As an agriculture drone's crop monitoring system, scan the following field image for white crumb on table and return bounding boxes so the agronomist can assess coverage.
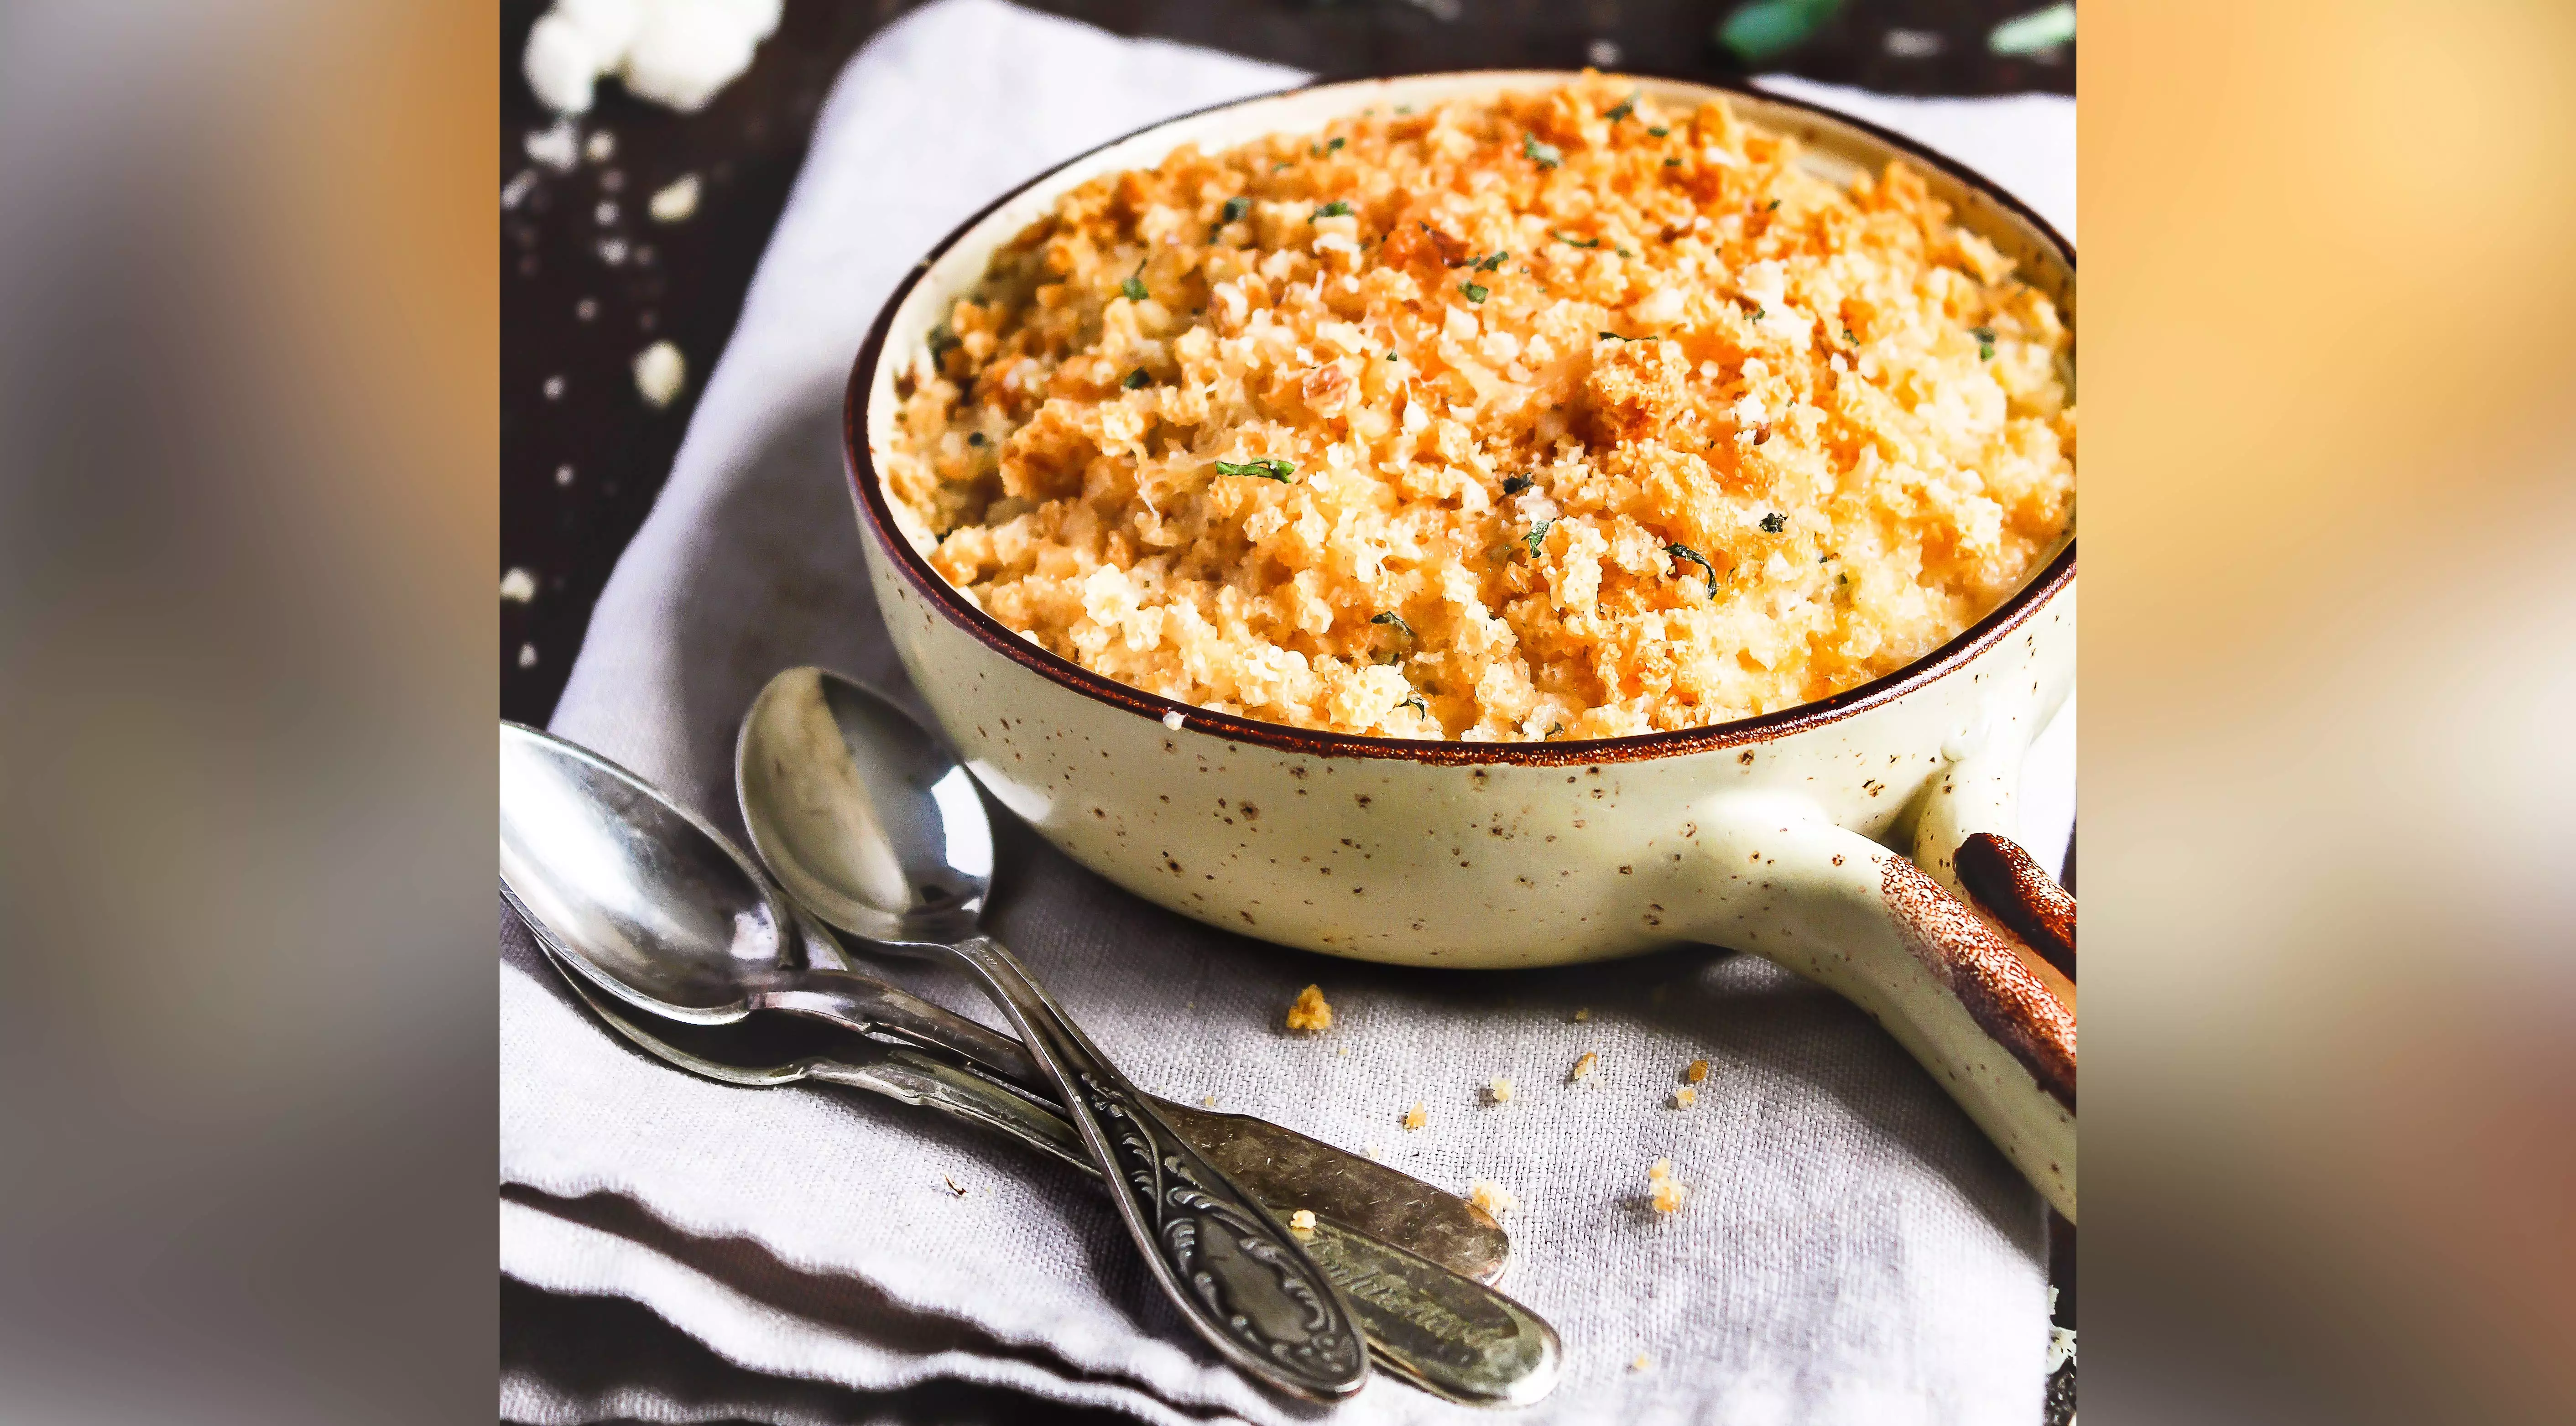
[1162,710,1185,730]
[632,341,685,406]
[500,568,538,603]
[649,173,702,223]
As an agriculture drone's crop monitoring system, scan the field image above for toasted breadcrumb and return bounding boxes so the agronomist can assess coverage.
[1671,1087,1697,1109]
[1572,1007,1591,1023]
[1402,1100,1428,1130]
[1485,1076,1515,1104]
[888,81,2075,741]
[1685,1057,1710,1083]
[1288,1208,1317,1236]
[1285,983,1334,1032]
[1467,1179,1518,1218]
[1631,1353,1653,1372]
[1648,1157,1688,1213]
[1201,1094,1218,1108]
[1569,1051,1599,1083]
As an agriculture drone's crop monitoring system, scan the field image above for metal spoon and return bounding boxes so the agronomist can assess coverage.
[735,669,1371,1401]
[528,946,1562,1408]
[494,721,1505,1282]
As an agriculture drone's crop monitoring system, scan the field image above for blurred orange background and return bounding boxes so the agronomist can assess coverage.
[2085,0,2576,1420]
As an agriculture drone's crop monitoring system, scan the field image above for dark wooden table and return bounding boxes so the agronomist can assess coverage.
[499,3,2075,1419]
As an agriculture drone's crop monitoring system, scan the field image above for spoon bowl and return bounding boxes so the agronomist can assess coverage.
[499,722,791,1022]
[735,670,989,948]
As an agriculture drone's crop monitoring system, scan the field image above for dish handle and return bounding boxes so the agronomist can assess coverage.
[1690,793,2077,1220]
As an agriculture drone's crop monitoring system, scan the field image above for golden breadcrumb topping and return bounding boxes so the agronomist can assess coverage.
[886,79,2074,739]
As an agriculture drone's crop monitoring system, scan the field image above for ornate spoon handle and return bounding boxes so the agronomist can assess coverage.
[944,933,1370,1402]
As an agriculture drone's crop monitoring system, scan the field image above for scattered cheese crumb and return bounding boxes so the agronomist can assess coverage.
[1484,1076,1515,1105]
[1284,984,1333,1033]
[649,173,702,223]
[1201,1093,1217,1108]
[584,129,616,163]
[1631,1353,1653,1372]
[522,17,600,114]
[524,0,779,115]
[517,643,540,669]
[500,567,539,603]
[1685,1058,1710,1083]
[1402,1101,1427,1131]
[1569,1051,1599,1083]
[1287,1208,1317,1236]
[1466,1179,1518,1218]
[1162,710,1186,731]
[632,340,686,406]
[1365,1143,1384,1161]
[1671,1087,1697,1109]
[1648,1157,1688,1213]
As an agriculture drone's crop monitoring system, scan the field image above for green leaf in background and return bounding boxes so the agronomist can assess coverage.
[1717,0,1844,64]
[1990,3,2077,56]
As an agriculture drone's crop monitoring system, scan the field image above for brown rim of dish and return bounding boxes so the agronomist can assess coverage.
[842,74,2076,768]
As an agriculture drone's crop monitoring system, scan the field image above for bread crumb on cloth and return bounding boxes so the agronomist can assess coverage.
[1648,1156,1688,1213]
[1685,1057,1710,1083]
[1284,983,1333,1032]
[1569,1051,1599,1083]
[1287,1208,1317,1236]
[1402,1100,1428,1131]
[1484,1076,1515,1104]
[1467,1179,1519,1218]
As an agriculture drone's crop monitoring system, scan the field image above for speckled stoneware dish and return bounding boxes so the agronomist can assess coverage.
[843,74,2077,1218]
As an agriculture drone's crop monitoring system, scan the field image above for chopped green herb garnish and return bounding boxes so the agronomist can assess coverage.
[1647,126,1669,137]
[1554,231,1601,248]
[928,324,960,357]
[1463,282,1489,303]
[1215,458,1295,483]
[1501,476,1533,495]
[1546,722,1566,737]
[1328,136,1346,152]
[1472,250,1508,271]
[1313,200,1353,219]
[1971,326,1997,360]
[1523,133,1562,168]
[1523,518,1555,558]
[1751,305,1767,321]
[1399,692,1428,716]
[1837,572,1849,586]
[1371,611,1415,639]
[967,432,986,446]
[1124,369,1151,390]
[1843,327,1858,343]
[1663,157,1682,168]
[1396,104,1413,114]
[1758,511,1788,533]
[1604,96,1636,122]
[1617,247,1633,257]
[1766,199,1781,212]
[1121,262,1147,302]
[1665,543,1718,596]
[1598,330,1633,341]
[1221,196,1249,224]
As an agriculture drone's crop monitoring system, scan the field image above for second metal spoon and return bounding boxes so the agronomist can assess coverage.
[736,668,1370,1402]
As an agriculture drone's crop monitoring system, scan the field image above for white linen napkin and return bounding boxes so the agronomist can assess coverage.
[501,4,2077,1421]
